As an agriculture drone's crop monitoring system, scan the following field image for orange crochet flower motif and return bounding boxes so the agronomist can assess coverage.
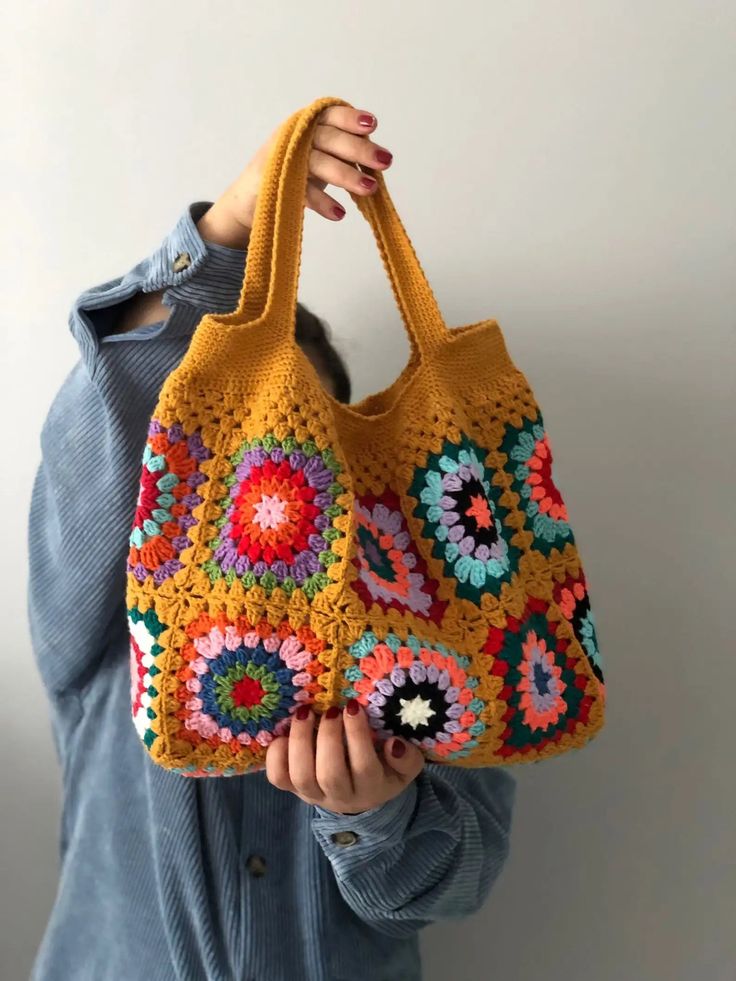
[231,461,318,565]
[465,493,493,529]
[516,630,567,732]
[127,420,211,585]
[484,597,597,757]
[174,611,326,756]
[204,435,346,596]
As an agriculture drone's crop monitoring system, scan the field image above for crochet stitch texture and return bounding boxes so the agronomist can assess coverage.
[125,96,606,776]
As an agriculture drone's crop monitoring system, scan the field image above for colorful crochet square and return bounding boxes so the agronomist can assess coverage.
[409,434,520,603]
[554,573,605,693]
[203,434,345,598]
[342,630,487,760]
[127,420,212,585]
[351,490,447,623]
[175,612,327,752]
[499,416,573,554]
[484,598,595,756]
[128,604,167,749]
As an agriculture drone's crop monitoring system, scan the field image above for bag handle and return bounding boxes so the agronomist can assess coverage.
[221,96,449,357]
[229,107,302,325]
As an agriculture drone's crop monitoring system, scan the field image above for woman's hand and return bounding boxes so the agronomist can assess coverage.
[196,105,393,250]
[265,699,425,816]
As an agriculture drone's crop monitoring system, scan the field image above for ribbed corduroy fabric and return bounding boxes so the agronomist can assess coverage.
[27,201,516,981]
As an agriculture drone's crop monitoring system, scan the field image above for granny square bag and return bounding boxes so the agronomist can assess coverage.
[125,95,606,777]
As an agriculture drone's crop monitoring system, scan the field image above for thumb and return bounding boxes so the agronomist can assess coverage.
[382,736,425,779]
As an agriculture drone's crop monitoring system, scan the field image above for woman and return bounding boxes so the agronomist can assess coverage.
[28,104,516,981]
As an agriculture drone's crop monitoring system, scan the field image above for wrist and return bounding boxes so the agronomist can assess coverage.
[196,201,252,250]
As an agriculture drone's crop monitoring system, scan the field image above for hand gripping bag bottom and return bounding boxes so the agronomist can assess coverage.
[125,96,606,777]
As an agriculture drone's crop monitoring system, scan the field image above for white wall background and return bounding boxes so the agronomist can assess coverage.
[3,1,734,979]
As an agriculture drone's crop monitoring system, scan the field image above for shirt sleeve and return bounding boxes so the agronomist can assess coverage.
[69,201,247,375]
[27,203,248,700]
[310,762,516,937]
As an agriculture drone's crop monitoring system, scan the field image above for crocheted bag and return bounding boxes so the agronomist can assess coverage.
[125,95,606,777]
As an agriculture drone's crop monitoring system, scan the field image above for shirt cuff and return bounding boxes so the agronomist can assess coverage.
[159,201,247,314]
[311,779,419,873]
[70,201,249,360]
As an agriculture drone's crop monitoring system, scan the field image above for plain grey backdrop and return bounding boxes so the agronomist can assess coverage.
[3,1,734,979]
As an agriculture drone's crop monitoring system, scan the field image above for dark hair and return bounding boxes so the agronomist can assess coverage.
[295,303,351,404]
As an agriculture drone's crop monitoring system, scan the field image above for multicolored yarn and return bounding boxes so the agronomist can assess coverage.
[125,95,605,776]
[175,611,326,753]
[484,597,596,757]
[128,604,167,748]
[409,434,520,603]
[342,630,486,760]
[351,490,447,623]
[553,572,605,699]
[127,420,211,584]
[202,434,344,598]
[499,417,573,553]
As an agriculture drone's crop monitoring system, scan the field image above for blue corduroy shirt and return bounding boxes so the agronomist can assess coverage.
[27,201,516,981]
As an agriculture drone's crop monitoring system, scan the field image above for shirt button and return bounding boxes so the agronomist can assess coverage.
[330,831,359,847]
[246,854,267,878]
[172,251,191,272]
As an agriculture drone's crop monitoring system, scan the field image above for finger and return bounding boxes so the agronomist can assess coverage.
[316,105,378,135]
[308,149,380,197]
[312,124,393,172]
[381,735,426,784]
[305,179,347,221]
[315,707,354,800]
[342,700,385,794]
[264,735,295,792]
[288,706,322,802]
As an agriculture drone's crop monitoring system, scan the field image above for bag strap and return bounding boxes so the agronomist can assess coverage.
[225,96,449,357]
[230,107,302,325]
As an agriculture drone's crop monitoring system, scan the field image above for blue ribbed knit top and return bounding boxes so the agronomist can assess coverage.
[27,201,516,981]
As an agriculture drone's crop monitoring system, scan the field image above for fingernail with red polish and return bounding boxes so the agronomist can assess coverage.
[375,150,392,165]
[358,113,376,127]
[346,699,360,716]
[360,176,376,190]
[296,705,310,721]
[332,204,346,219]
[391,739,406,758]
[325,706,340,720]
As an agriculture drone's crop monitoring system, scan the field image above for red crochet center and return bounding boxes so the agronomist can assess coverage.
[230,457,320,565]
